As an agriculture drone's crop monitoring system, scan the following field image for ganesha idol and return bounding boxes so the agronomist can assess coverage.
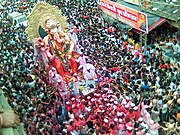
[26,2,79,82]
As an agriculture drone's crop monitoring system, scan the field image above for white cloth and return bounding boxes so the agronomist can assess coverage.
[140,122,148,132]
[48,68,57,84]
[173,43,180,52]
[77,55,88,69]
[162,103,168,114]
[156,88,163,96]
[73,78,80,95]
[54,74,63,85]
[147,123,160,135]
[84,70,91,80]
[85,106,91,112]
[89,69,97,79]
[28,80,36,89]
[56,80,67,92]
[136,131,144,135]
[68,112,74,120]
[70,32,78,44]
[69,32,79,52]
[83,64,97,87]
[169,82,176,91]
[117,130,126,135]
[84,63,95,70]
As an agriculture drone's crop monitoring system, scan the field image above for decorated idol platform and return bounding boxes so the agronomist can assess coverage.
[26,2,97,97]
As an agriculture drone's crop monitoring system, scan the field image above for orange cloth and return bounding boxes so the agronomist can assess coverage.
[69,56,78,74]
[53,57,65,76]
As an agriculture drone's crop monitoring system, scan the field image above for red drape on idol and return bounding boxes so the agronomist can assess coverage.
[53,56,78,83]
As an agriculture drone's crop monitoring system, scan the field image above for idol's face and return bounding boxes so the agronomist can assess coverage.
[45,19,55,29]
[45,19,58,35]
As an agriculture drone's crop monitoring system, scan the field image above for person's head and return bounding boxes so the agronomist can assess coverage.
[69,109,73,114]
[96,121,101,127]
[154,106,158,111]
[102,126,106,131]
[69,120,74,126]
[100,130,104,134]
[125,117,130,123]
[173,40,177,45]
[110,123,114,129]
[129,108,134,113]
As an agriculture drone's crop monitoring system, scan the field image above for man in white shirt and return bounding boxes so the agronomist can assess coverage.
[69,27,81,53]
[172,40,179,53]
[76,52,89,71]
[48,67,62,85]
[72,75,80,96]
[147,120,160,135]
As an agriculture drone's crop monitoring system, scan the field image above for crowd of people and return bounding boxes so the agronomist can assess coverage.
[0,0,179,135]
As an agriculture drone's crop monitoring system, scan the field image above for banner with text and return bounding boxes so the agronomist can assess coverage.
[124,0,139,5]
[99,0,148,33]
[99,0,117,19]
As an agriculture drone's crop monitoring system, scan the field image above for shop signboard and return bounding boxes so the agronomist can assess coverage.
[99,0,148,33]
[99,0,117,19]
